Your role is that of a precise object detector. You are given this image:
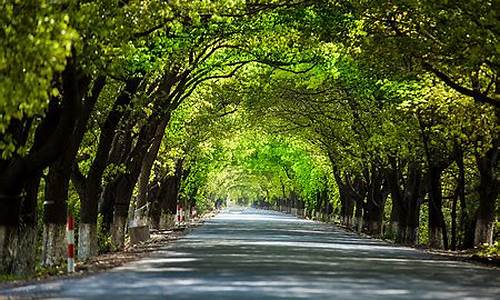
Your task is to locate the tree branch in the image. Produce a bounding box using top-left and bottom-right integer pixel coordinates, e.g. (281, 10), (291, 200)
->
(423, 62), (499, 108)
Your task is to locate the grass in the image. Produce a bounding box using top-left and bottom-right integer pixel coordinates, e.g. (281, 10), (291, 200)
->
(477, 241), (500, 258)
(0, 264), (67, 284)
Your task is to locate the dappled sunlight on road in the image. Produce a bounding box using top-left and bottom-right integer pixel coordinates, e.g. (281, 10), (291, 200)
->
(2, 208), (500, 299)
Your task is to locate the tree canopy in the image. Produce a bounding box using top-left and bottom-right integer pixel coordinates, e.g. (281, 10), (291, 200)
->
(0, 0), (498, 277)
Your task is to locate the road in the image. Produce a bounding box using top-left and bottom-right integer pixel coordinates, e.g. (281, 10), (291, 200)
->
(2, 207), (500, 299)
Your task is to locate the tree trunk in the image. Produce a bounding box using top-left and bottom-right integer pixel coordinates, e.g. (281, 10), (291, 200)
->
(159, 161), (184, 229)
(13, 173), (42, 276)
(78, 222), (97, 260)
(109, 114), (165, 248)
(407, 169), (424, 245)
(385, 161), (404, 241)
(13, 225), (38, 276)
(147, 181), (162, 229)
(100, 126), (134, 234)
(0, 190), (24, 275)
(134, 116), (170, 224)
(365, 168), (387, 236)
(354, 201), (363, 232)
(77, 77), (141, 260)
(404, 202), (421, 245)
(332, 170), (354, 228)
(454, 145), (473, 249)
(42, 76), (106, 266)
(419, 115), (449, 249)
(113, 128), (158, 244)
(42, 156), (75, 266)
(474, 140), (499, 246)
(344, 194), (355, 228)
(450, 187), (458, 250)
(0, 54), (85, 273)
(41, 223), (66, 266)
(110, 175), (135, 249)
(99, 180), (117, 235)
(135, 117), (170, 209)
(0, 119), (32, 274)
(428, 166), (447, 249)
(43, 163), (70, 266)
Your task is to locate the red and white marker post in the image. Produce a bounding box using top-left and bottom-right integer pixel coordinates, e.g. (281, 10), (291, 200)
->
(67, 213), (75, 273)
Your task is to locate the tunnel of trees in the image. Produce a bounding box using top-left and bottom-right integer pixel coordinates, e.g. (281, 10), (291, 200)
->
(0, 0), (498, 277)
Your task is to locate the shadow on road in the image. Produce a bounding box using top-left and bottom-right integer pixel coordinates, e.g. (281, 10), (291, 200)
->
(2, 208), (499, 299)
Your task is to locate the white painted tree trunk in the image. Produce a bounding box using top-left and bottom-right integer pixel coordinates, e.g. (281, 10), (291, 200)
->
(13, 226), (37, 276)
(390, 221), (399, 238)
(160, 213), (175, 229)
(132, 206), (149, 228)
(405, 226), (419, 245)
(355, 216), (363, 232)
(0, 225), (17, 274)
(78, 223), (97, 260)
(474, 218), (494, 246)
(184, 208), (191, 223)
(0, 225), (10, 260)
(111, 215), (127, 250)
(428, 227), (444, 249)
(41, 223), (66, 266)
(369, 221), (383, 236)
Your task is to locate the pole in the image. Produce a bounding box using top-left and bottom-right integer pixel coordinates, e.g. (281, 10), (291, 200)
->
(67, 213), (75, 273)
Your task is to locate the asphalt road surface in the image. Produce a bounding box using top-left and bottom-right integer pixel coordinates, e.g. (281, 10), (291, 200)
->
(2, 207), (500, 299)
